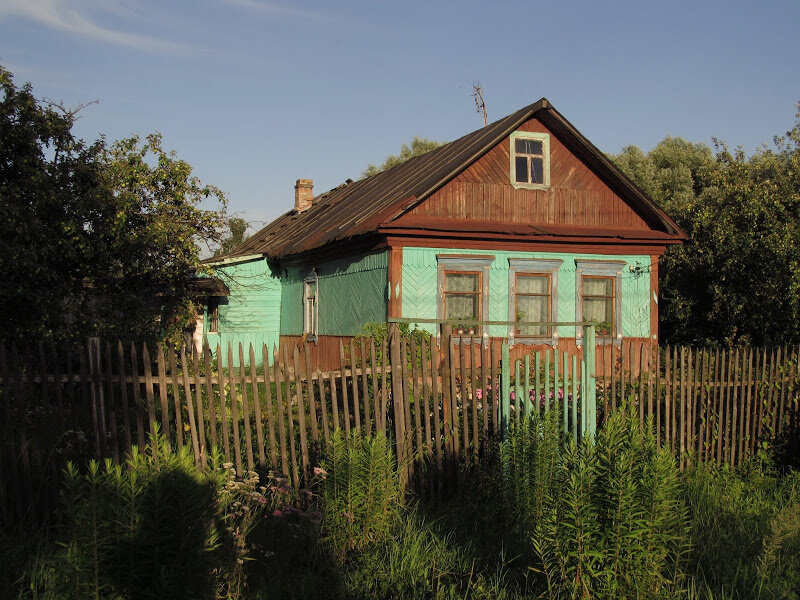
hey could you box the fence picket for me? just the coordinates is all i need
[339,341,351,434]
[282,345,300,488]
[356,340,370,437]
[349,340,361,434]
[273,346,289,478]
[204,343,218,451]
[180,345,202,469]
[293,346,310,482]
[98,342,117,464]
[216,345,230,464]
[155,345,170,448]
[249,344,266,468]
[167,347,183,453]
[261,344,278,471]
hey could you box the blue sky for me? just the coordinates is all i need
[2,0,799,231]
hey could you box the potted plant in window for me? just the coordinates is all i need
[456,314,478,335]
[596,321,612,336]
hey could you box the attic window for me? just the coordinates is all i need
[510,131,550,190]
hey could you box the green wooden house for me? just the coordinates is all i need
[200,98,685,367]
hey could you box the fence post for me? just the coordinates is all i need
[500,341,510,441]
[388,323,408,487]
[583,325,597,439]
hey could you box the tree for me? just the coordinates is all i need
[361,136,442,178]
[0,66,105,341]
[91,133,227,343]
[214,216,250,257]
[0,66,226,344]
[612,110,800,346]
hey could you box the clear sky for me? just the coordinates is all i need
[2,0,799,231]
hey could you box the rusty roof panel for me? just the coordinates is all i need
[221,99,684,261]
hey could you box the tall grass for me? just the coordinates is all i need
[498,407,688,599]
[3,409,799,599]
[9,433,276,599]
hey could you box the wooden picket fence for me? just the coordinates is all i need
[1,328,798,530]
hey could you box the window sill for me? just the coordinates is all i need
[510,182,550,191]
[509,337,559,347]
[576,337,622,347]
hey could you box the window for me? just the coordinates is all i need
[444,271,481,326]
[515,274,550,336]
[207,297,219,333]
[303,271,318,338]
[575,260,624,344]
[582,277,615,336]
[437,255,494,336]
[510,131,550,190]
[508,258,562,344]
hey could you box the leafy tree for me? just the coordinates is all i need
[361,136,442,178]
[612,109,800,346]
[0,66,105,341]
[91,133,226,343]
[0,65,226,344]
[214,216,250,257]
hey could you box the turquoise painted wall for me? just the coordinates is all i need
[281,250,388,336]
[204,257,282,364]
[401,247,652,339]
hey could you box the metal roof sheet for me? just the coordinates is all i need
[222,98,684,261]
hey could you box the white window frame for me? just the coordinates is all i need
[303,270,319,340]
[509,131,550,190]
[508,258,562,346]
[575,260,625,346]
[207,296,220,333]
[437,255,494,339]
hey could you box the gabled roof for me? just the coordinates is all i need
[224,98,685,261]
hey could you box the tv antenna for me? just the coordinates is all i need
[472,83,487,127]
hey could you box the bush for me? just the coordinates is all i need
[684,461,800,598]
[320,430,404,561]
[499,407,688,599]
[17,434,271,599]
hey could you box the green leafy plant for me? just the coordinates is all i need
[501,406,689,598]
[18,433,273,599]
[320,430,404,561]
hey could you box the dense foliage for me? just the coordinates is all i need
[0,66,226,344]
[361,136,442,178]
[5,417,799,599]
[612,105,800,346]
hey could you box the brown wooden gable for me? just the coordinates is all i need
[397,116,650,232]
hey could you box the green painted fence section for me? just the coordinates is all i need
[498,324,596,442]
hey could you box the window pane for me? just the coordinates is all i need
[445,273,479,292]
[584,297,613,328]
[515,156,528,183]
[516,139,542,155]
[517,274,548,294]
[584,277,613,296]
[517,296,548,336]
[446,295,478,320]
[530,157,544,184]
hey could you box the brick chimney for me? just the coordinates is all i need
[294,179,314,213]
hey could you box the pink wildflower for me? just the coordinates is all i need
[313,466,328,479]
[272,509,283,518]
[475,388,483,400]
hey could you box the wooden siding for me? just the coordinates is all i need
[402,117,650,231]
[206,258,282,365]
[400,247,652,340]
[280,250,388,338]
